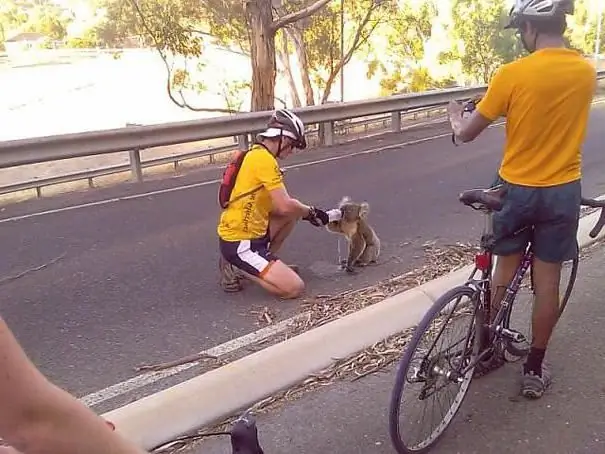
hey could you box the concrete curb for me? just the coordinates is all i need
[102,205,605,451]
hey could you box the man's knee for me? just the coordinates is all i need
[263,261,305,299]
[281,277,305,299]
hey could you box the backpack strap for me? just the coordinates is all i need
[222,184,263,208]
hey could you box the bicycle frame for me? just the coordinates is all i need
[435,204,537,381]
[468,206,534,342]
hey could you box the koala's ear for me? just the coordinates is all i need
[359,202,370,218]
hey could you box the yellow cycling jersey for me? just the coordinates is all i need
[217,144,284,241]
[477,47,596,187]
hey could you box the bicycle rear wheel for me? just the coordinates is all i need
[504,256,579,359]
[389,285,480,454]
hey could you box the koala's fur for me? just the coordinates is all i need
[326,196,381,273]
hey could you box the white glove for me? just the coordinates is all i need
[326,208,342,223]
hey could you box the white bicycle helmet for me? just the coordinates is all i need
[258,108,307,149]
[505,0,574,29]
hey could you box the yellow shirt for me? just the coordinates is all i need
[217,144,285,241]
[477,48,596,187]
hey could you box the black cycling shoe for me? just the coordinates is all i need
[231,415,264,454]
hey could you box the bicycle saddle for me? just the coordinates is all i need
[231,415,264,454]
[458,185,507,212]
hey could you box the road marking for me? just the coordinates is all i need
[0,129,456,224]
[5,98,605,225]
[80,312,309,407]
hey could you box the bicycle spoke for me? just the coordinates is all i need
[393,288,476,451]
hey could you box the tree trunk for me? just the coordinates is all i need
[246,0,277,111]
[276,30,302,108]
[289,27,315,106]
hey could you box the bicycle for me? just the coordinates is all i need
[388,99,605,454]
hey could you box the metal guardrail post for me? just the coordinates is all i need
[323,121,335,146]
[237,134,249,152]
[129,149,143,182]
[391,111,401,132]
[126,123,143,183]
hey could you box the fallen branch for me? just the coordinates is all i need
[0,253,67,286]
[134,351,219,373]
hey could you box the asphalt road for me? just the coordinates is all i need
[1,103,605,413]
[183,243,605,454]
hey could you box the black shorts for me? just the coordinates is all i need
[492,175,581,263]
[219,232,279,278]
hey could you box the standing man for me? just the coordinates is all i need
[217,108,340,298]
[447,0,596,398]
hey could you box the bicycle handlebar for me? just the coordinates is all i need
[581,197,605,238]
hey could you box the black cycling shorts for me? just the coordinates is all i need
[219,232,279,278]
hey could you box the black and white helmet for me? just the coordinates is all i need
[505,0,574,29]
[258,109,307,149]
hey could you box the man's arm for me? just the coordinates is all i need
[448,106,494,143]
[253,153,312,218]
[0,317,147,454]
[449,66,510,143]
[269,186,312,219]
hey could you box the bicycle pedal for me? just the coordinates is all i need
[500,328,526,343]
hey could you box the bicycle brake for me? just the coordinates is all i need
[231,415,264,454]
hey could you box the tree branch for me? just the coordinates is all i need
[271,0,332,32]
[321,5,378,103]
[126,0,241,114]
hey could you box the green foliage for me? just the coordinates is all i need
[169,57,250,113]
[1,0,70,42]
[565,0,604,55]
[278,0,391,104]
[94,0,204,55]
[200,0,248,54]
[366,1,454,94]
[379,67,457,96]
[440,0,524,84]
[0,1,30,41]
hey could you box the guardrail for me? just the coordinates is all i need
[1,69,604,199]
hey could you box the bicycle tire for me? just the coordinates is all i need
[389,285,480,454]
[558,256,579,315]
[504,256,578,359]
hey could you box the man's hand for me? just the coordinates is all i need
[447,99,493,144]
[447,100,465,137]
[303,207,330,226]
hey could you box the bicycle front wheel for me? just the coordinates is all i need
[389,285,480,454]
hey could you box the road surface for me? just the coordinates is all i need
[1,103,605,414]
[183,242,605,454]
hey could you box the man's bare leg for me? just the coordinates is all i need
[526,258,561,362]
[268,213,299,272]
[515,257,561,398]
[268,213,297,254]
[490,252,525,319]
[240,260,304,299]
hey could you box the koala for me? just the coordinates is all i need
[326,196,381,273]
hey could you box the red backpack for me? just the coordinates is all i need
[218,149,263,209]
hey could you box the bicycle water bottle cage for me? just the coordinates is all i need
[231,415,264,454]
